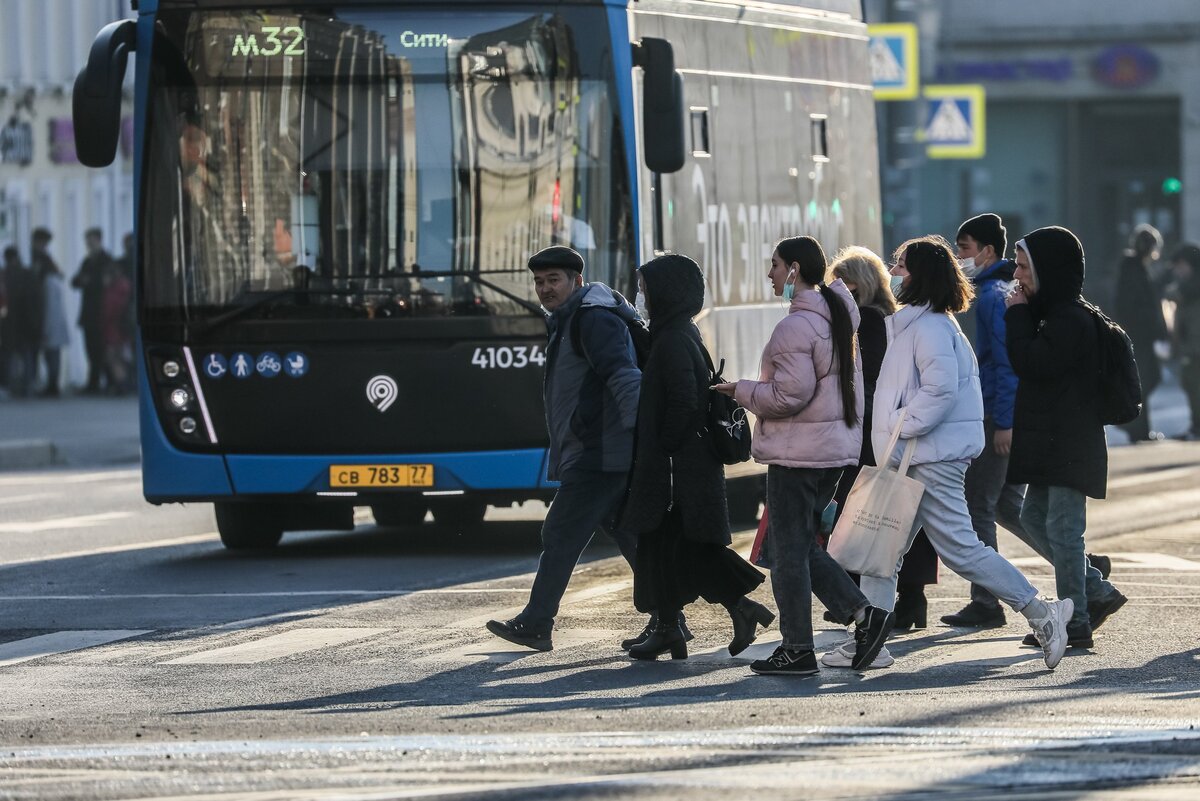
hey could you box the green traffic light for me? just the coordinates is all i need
[1163,177,1182,195]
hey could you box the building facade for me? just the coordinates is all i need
[915,0,1200,304]
[1,0,133,387]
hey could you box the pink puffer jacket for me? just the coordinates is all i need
[733,279,864,468]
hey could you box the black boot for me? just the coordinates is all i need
[628,615,688,661]
[621,612,694,651]
[725,597,776,656]
[891,584,927,634]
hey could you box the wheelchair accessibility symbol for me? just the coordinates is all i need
[204,353,227,379]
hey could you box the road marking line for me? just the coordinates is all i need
[1008,551,1200,572]
[0,493,53,506]
[419,628,617,666]
[0,630,151,666]
[1109,465,1200,489]
[0,588,531,601]
[160,627,390,665]
[0,468,141,487]
[0,533,219,570]
[0,511,134,535]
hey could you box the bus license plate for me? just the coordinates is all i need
[329,464,434,488]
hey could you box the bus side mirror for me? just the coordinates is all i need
[73,19,137,168]
[633,38,686,174]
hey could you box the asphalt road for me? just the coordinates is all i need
[1,442,1200,799]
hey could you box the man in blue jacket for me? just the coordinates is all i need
[944,213,1026,628]
[487,246,645,650]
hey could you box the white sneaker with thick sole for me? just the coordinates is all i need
[820,640,894,669]
[1028,598,1073,669]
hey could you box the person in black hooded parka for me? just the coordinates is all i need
[1005,226,1127,649]
[620,254,773,660]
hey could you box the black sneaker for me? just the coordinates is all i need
[940,600,1006,628]
[1087,553,1112,580]
[1088,591,1128,631]
[750,646,818,676]
[852,606,895,669]
[485,618,552,651]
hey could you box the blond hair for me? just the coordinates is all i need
[829,246,897,315]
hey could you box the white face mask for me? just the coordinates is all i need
[634,290,649,319]
[890,276,905,297]
[959,256,979,278]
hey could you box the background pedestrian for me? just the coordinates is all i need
[1114,224,1169,442]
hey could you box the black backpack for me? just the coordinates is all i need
[699,348,753,465]
[1082,301,1143,425]
[569,306,650,369]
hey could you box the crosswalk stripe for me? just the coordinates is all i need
[0,512,134,534]
[160,627,390,665]
[1008,551,1200,572]
[0,630,152,666]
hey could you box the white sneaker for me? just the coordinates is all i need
[820,640,894,669]
[1028,598,1073,669]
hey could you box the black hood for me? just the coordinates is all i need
[1020,226,1085,308]
[639,254,706,335]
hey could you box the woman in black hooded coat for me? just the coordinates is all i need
[620,254,773,660]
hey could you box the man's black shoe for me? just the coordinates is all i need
[852,606,894,669]
[620,613,694,651]
[1022,625,1094,649]
[940,600,1006,628]
[485,618,552,651]
[1088,591,1127,631]
[750,646,818,676]
[1087,553,1112,580]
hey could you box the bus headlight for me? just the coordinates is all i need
[162,360,181,379]
[179,417,198,435]
[170,388,191,409]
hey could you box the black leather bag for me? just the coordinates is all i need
[700,348,752,465]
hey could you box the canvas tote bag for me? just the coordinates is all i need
[827,410,925,578]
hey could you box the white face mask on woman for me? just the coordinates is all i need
[889,275,905,297]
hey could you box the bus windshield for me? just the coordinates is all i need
[141,6,630,325]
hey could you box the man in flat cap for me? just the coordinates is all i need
[487,246,655,651]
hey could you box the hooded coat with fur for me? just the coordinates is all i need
[1005,226,1107,499]
[619,256,731,545]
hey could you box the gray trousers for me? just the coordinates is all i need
[861,460,1039,614]
[963,418,1028,608]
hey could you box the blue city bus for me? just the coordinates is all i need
[75,0,882,549]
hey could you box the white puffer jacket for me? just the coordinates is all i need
[871,304,984,467]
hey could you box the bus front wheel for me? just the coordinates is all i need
[214,502,284,550]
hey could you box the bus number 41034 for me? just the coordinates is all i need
[470,345,546,369]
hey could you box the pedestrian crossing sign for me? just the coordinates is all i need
[868,24,919,100]
[923,84,986,159]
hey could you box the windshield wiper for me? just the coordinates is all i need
[408,269,546,318]
[187,288,299,339]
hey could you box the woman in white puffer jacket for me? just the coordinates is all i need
[859,235,1073,670]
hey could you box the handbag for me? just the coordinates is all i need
[826,410,925,578]
[699,348,752,465]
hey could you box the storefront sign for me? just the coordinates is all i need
[49,118,78,165]
[1092,45,1159,89]
[0,118,34,166]
[937,59,1072,83]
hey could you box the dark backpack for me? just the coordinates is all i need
[699,348,753,465]
[569,306,650,369]
[1082,301,1143,425]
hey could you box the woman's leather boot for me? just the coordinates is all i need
[628,616,688,660]
[727,597,777,656]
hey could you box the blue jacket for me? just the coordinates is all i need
[543,283,642,480]
[973,259,1019,429]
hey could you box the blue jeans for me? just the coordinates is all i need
[767,465,868,651]
[1020,484,1110,628]
[516,468,637,633]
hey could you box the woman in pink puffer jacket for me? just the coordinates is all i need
[715,236,893,677]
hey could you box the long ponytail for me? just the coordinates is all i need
[776,236,858,428]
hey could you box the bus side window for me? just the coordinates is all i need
[690,107,710,158]
[810,114,829,163]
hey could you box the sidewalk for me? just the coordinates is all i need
[0,394,139,470]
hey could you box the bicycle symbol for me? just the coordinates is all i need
[256,352,282,377]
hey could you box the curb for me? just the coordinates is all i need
[0,440,60,471]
